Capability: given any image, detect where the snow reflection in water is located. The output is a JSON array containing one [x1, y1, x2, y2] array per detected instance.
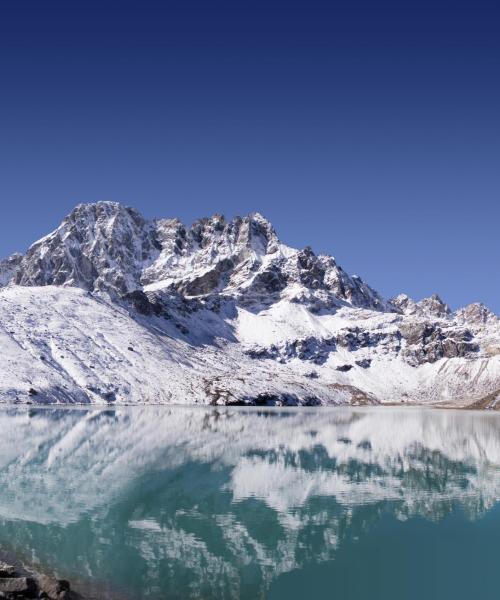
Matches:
[[0, 406, 500, 599]]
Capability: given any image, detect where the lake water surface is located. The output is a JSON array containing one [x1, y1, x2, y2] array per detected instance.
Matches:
[[1, 405, 500, 599]]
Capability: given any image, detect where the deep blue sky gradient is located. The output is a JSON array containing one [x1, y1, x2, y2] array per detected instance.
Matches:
[[0, 0, 499, 310]]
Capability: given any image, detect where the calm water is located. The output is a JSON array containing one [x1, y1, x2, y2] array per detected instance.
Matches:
[[1, 405, 500, 599]]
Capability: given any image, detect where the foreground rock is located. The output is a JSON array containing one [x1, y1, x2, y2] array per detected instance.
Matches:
[[0, 560, 77, 600]]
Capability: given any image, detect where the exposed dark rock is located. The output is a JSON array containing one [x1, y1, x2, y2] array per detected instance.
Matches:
[[244, 347, 272, 360], [336, 327, 401, 352], [0, 577, 36, 596], [102, 391, 116, 402], [297, 247, 326, 290], [250, 264, 288, 295], [245, 329, 400, 366], [178, 258, 235, 296], [355, 358, 372, 368], [357, 440, 372, 450], [254, 393, 285, 406], [336, 364, 353, 372], [242, 393, 320, 407], [190, 214, 227, 247], [305, 371, 319, 379], [123, 290, 163, 316], [245, 336, 336, 365], [401, 322, 479, 366], [175, 323, 189, 335], [303, 396, 322, 406], [225, 399, 247, 406]]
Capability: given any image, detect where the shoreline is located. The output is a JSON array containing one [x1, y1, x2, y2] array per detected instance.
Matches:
[[0, 548, 126, 600], [0, 399, 498, 412], [0, 548, 79, 600]]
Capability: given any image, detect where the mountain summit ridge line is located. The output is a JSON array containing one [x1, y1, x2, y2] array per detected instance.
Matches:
[[0, 201, 498, 408]]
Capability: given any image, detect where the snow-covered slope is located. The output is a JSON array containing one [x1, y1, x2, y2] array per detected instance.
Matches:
[[1, 201, 499, 407]]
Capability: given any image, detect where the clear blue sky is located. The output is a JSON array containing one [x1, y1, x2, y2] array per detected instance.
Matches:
[[0, 0, 499, 311]]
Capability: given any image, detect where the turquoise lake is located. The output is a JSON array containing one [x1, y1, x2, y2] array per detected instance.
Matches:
[[0, 405, 499, 599]]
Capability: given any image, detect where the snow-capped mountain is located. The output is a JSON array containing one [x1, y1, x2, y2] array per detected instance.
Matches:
[[0, 201, 499, 407]]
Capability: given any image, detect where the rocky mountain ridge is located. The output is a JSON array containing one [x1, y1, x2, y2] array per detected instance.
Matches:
[[0, 201, 499, 408], [6, 202, 389, 312]]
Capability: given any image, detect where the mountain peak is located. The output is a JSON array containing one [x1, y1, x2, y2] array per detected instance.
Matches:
[[0, 202, 394, 312], [65, 200, 145, 226], [417, 294, 451, 317], [246, 211, 273, 226], [13, 201, 157, 293], [455, 302, 498, 325], [391, 293, 451, 318], [0, 202, 396, 311]]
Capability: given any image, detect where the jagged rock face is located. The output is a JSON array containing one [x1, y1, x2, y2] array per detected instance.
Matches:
[[6, 202, 388, 311], [294, 248, 388, 310], [244, 326, 403, 366], [391, 294, 416, 314], [392, 293, 450, 318], [455, 303, 498, 326], [400, 322, 479, 366], [336, 327, 402, 353], [0, 253, 22, 286], [140, 213, 272, 289], [14, 203, 160, 294], [245, 335, 337, 365]]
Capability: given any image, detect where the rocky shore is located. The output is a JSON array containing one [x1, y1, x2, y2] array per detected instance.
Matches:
[[0, 558, 81, 600]]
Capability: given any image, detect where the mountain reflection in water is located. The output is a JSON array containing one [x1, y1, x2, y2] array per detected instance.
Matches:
[[0, 406, 499, 600]]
